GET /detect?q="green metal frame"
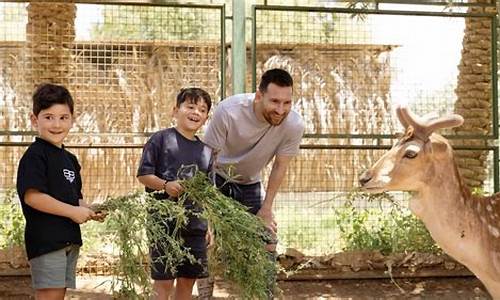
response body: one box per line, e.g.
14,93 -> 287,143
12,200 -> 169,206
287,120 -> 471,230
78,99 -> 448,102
252,5 -> 500,191
231,0 -> 245,94
299,144 -> 500,192
261,0 -> 496,8
251,5 -> 257,92
220,4 -> 226,99
372,0 -> 496,7
2,0 -> 222,8
0,0 -> 226,99
251,5 -> 498,138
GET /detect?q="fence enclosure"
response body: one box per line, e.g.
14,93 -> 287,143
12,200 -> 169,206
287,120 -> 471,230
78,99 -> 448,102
0,0 -> 498,256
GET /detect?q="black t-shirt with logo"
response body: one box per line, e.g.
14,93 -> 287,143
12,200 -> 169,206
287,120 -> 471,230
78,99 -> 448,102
16,137 -> 83,260
137,127 -> 212,235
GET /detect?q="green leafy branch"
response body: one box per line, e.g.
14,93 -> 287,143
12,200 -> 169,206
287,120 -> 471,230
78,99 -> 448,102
180,171 -> 278,300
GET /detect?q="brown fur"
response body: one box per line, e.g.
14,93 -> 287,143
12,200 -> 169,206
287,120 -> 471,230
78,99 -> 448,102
360,110 -> 500,298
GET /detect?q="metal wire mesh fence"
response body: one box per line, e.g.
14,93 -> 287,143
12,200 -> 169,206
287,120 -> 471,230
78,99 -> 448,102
253,4 -> 498,255
0,1 -> 225,269
0,1 -> 498,259
0,1 -> 224,194
275,146 -> 496,255
253,5 -> 496,136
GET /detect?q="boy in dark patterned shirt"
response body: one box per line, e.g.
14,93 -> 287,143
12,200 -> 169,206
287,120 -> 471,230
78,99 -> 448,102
137,88 -> 213,299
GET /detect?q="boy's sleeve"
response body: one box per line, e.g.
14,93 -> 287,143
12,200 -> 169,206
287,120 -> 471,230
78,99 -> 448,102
137,135 -> 159,177
16,152 -> 49,202
71,154 -> 83,200
202,105 -> 228,152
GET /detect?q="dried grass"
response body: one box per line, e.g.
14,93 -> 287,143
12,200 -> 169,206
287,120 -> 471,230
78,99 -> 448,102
256,45 -> 394,192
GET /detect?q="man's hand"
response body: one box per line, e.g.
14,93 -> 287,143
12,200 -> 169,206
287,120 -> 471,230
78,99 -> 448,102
256,207 -> 277,235
164,181 -> 183,197
206,225 -> 214,248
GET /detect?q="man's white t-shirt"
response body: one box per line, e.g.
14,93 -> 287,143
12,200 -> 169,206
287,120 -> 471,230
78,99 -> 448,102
202,93 -> 304,184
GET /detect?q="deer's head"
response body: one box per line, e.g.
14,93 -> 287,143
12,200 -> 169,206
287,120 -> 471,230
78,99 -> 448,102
359,105 -> 464,193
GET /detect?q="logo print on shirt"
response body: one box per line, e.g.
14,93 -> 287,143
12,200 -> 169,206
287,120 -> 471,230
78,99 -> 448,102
63,169 -> 75,183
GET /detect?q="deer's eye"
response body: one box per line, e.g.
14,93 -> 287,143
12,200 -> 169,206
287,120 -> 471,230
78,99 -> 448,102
404,150 -> 418,159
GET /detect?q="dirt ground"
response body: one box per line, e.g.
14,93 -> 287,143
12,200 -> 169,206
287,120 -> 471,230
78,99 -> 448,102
0,249 -> 492,299
0,275 -> 491,299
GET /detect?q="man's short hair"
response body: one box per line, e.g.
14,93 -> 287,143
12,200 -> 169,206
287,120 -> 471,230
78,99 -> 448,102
32,83 -> 74,116
258,68 -> 293,93
176,88 -> 212,112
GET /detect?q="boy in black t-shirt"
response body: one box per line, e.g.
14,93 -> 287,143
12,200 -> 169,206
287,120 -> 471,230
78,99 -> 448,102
137,88 -> 213,299
16,83 -> 97,299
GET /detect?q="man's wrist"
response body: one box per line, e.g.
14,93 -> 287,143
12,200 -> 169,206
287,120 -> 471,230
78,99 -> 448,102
259,205 -> 273,214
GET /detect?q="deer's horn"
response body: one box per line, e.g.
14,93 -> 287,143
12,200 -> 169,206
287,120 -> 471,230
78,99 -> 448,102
397,105 -> 464,140
425,115 -> 464,135
422,112 -> 440,120
396,106 -> 410,129
397,105 -> 426,134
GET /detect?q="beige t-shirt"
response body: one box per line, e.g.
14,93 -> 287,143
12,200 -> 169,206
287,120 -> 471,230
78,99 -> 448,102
202,93 -> 304,184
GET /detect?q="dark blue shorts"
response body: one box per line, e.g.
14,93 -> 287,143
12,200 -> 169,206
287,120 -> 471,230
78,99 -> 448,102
215,174 -> 262,214
215,174 -> 277,245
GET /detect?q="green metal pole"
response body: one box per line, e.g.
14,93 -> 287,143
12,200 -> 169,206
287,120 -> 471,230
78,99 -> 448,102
251,5 -> 257,93
220,4 -> 226,100
232,0 -> 246,94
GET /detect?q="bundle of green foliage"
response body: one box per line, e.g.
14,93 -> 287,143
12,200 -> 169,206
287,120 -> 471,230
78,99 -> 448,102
94,170 -> 276,299
92,192 -> 194,299
0,189 -> 24,249
335,191 -> 440,255
181,171 -> 278,299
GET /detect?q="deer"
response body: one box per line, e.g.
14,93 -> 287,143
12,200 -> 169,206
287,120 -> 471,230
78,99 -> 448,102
359,105 -> 500,299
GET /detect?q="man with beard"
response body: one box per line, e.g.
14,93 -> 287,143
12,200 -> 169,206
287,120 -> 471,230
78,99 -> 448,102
198,68 -> 304,298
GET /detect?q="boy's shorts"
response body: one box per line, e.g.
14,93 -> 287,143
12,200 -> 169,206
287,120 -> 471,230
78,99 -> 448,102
151,234 -> 208,280
29,244 -> 80,289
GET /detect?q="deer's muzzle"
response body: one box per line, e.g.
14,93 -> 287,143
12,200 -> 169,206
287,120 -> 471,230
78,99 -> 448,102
359,170 -> 373,187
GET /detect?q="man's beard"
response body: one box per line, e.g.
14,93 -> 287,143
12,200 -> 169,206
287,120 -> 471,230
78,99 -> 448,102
263,111 -> 286,126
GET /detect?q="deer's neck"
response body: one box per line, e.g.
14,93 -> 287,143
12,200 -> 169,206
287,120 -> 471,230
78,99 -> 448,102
409,161 -> 466,219
409,158 -> 500,290
409,159 -> 500,265
409,159 -> 474,255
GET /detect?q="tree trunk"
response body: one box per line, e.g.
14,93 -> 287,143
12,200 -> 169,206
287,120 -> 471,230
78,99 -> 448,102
26,2 -> 76,89
453,0 -> 497,189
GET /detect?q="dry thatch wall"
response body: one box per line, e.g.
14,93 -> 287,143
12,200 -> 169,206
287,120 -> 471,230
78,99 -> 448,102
1,39 -> 221,200
250,44 -> 395,192
2,39 -> 393,198
70,41 -> 221,138
71,42 -> 221,200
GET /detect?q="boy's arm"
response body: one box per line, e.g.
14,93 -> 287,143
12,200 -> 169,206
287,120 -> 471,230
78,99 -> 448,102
137,174 -> 182,197
24,189 -> 95,224
80,199 -> 107,222
79,198 -> 88,207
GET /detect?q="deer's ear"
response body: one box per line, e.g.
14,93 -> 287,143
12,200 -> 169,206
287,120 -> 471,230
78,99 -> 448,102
430,140 -> 448,155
